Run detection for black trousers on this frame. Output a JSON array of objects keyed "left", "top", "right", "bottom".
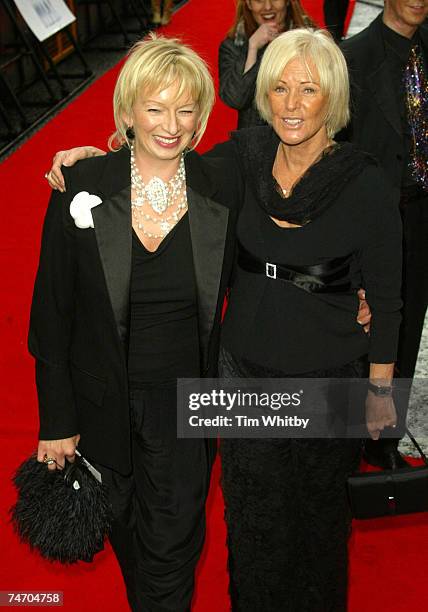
[
  {"left": 99, "top": 386, "right": 214, "bottom": 612},
  {"left": 366, "top": 188, "right": 428, "bottom": 454},
  {"left": 324, "top": 0, "right": 350, "bottom": 41}
]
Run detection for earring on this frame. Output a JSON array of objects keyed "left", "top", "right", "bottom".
[{"left": 126, "top": 126, "right": 135, "bottom": 140}]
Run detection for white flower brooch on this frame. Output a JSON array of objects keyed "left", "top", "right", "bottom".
[{"left": 69, "top": 191, "right": 102, "bottom": 229}]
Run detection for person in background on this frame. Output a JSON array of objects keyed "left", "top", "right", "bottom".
[
  {"left": 151, "top": 0, "right": 173, "bottom": 25},
  {"left": 324, "top": 0, "right": 350, "bottom": 42},
  {"left": 31, "top": 35, "right": 239, "bottom": 612},
  {"left": 341, "top": 0, "right": 428, "bottom": 469},
  {"left": 218, "top": 0, "right": 314, "bottom": 128}
]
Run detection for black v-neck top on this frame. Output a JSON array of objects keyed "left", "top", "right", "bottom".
[{"left": 127, "top": 214, "right": 200, "bottom": 385}]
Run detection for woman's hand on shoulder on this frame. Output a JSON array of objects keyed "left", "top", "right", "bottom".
[
  {"left": 45, "top": 146, "right": 107, "bottom": 192},
  {"left": 37, "top": 434, "right": 80, "bottom": 471}
]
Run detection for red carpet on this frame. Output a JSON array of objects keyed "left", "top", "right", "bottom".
[{"left": 1, "top": 1, "right": 427, "bottom": 610}]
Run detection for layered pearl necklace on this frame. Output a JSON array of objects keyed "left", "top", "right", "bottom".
[{"left": 130, "top": 143, "right": 187, "bottom": 239}]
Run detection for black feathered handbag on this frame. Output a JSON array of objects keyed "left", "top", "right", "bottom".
[
  {"left": 10, "top": 450, "right": 113, "bottom": 563},
  {"left": 348, "top": 429, "right": 428, "bottom": 519}
]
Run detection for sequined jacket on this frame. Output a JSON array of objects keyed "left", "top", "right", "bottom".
[{"left": 340, "top": 14, "right": 428, "bottom": 192}]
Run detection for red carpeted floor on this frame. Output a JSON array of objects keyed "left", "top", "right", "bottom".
[{"left": 1, "top": 1, "right": 427, "bottom": 610}]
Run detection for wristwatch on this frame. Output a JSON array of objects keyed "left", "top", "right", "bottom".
[{"left": 367, "top": 381, "right": 393, "bottom": 397}]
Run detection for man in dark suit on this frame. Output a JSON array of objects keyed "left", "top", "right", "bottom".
[{"left": 341, "top": 0, "right": 428, "bottom": 469}]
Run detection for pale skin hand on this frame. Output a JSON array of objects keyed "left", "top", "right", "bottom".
[
  {"left": 45, "top": 146, "right": 106, "bottom": 192},
  {"left": 37, "top": 434, "right": 80, "bottom": 471},
  {"left": 245, "top": 23, "right": 280, "bottom": 73},
  {"left": 366, "top": 363, "right": 396, "bottom": 440}
]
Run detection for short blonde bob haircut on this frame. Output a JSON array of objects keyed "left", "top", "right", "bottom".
[
  {"left": 110, "top": 34, "right": 215, "bottom": 150},
  {"left": 255, "top": 29, "right": 350, "bottom": 139}
]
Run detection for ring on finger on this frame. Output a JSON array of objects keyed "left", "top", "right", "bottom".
[{"left": 43, "top": 455, "right": 56, "bottom": 465}]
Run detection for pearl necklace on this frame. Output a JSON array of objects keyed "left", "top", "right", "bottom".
[
  {"left": 130, "top": 143, "right": 186, "bottom": 214},
  {"left": 131, "top": 202, "right": 188, "bottom": 239},
  {"left": 130, "top": 144, "right": 188, "bottom": 239}
]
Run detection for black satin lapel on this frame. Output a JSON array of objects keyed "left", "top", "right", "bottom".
[
  {"left": 92, "top": 185, "right": 131, "bottom": 343},
  {"left": 187, "top": 186, "right": 229, "bottom": 369}
]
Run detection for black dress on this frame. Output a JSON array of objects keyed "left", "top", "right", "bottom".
[{"left": 217, "top": 127, "right": 403, "bottom": 611}]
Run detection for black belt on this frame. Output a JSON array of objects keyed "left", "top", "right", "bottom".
[{"left": 238, "top": 243, "right": 352, "bottom": 294}]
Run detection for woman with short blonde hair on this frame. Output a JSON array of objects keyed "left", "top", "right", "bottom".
[
  {"left": 111, "top": 35, "right": 215, "bottom": 150},
  {"left": 218, "top": 28, "right": 401, "bottom": 610},
  {"left": 31, "top": 34, "right": 237, "bottom": 611},
  {"left": 256, "top": 28, "right": 350, "bottom": 137}
]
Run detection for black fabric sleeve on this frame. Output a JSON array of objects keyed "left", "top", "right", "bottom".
[
  {"left": 218, "top": 38, "right": 261, "bottom": 110},
  {"left": 359, "top": 171, "right": 403, "bottom": 363},
  {"left": 203, "top": 137, "right": 240, "bottom": 160},
  {"left": 201, "top": 139, "right": 244, "bottom": 288},
  {"left": 28, "top": 167, "right": 79, "bottom": 440},
  {"left": 202, "top": 138, "right": 245, "bottom": 209}
]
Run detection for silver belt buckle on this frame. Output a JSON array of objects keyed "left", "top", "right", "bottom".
[{"left": 266, "top": 262, "right": 277, "bottom": 279}]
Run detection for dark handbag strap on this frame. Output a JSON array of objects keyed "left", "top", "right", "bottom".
[{"left": 405, "top": 427, "right": 428, "bottom": 465}]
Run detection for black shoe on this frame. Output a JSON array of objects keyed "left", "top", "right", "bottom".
[{"left": 363, "top": 447, "right": 410, "bottom": 470}]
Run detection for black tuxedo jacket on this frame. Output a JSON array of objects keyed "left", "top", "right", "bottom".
[
  {"left": 340, "top": 14, "right": 428, "bottom": 192},
  {"left": 29, "top": 147, "right": 240, "bottom": 474}
]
